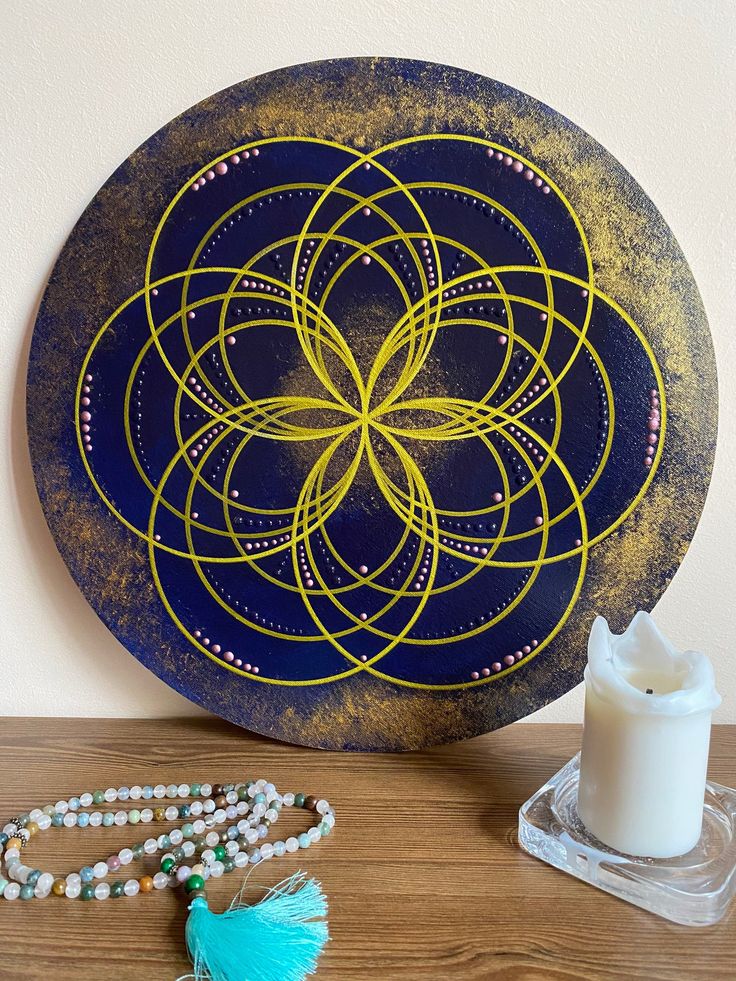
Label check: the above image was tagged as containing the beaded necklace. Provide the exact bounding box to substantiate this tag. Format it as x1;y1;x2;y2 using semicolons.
0;779;334;981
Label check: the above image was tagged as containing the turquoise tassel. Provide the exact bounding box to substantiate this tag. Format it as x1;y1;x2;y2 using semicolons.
183;871;329;981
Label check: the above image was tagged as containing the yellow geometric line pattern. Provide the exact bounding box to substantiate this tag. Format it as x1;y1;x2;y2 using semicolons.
75;135;665;691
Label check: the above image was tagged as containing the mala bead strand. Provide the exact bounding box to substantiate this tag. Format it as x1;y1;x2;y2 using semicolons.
0;780;334;901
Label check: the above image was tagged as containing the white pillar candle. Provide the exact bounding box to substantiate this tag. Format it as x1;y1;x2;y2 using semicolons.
578;612;720;858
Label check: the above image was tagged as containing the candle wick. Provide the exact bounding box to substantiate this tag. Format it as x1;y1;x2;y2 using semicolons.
646;688;653;694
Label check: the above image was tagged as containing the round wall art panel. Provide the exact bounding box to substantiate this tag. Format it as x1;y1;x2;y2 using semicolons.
28;58;717;751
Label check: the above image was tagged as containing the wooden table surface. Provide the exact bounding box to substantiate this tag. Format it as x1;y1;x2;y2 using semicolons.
0;719;734;980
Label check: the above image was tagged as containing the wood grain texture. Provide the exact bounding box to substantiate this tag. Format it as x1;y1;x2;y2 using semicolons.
0;719;733;980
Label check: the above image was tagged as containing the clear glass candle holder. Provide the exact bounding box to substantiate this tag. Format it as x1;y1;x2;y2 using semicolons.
518;753;736;926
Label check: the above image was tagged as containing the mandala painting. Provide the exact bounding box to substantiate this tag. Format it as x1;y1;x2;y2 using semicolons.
27;58;717;750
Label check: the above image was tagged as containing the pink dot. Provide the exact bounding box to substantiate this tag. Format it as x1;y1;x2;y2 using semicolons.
81;396;90;406
481;667;491;677
359;612;368;621
151;289;158;297
504;655;515;666
242;151;250;160
485;148;493;158
81;424;90;433
497;335;507;346
84;374;93;382
193;630;201;638
189;449;198;458
192;183;199;191
226;336;236;346
205;170;215;181
523;645;531;655
524;169;534;181
251;148;259;157
539;313;548;321
542;186;550;194
503;155;513;166
305;579;314;588
531;639;538;648
215;162;228;175
492;662;502;672
202;637;210;645
644;457;653;467
574;538;582;547
191;512;199;520
358;564;368;575
492;492;503;503
512;160;523;173
81;411;91;422
244;543;252;551
230;490;239;499
581;289;589;298
154;534;161;542
534;516;543;527
84;444;93;452
361;255;371;265
224;651;234;662
648;434;658;445
363;162;371;170
471;670;480;680
360;655;368;662
480;547;488;556
235;659;243;668
362;206;371;216
252;666;259;674
211;644;221;654
230;154;240;165
494;151;503;161
534;177;543;187
187;311;196;320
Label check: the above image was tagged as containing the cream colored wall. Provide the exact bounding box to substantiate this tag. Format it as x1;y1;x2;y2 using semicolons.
1;0;734;723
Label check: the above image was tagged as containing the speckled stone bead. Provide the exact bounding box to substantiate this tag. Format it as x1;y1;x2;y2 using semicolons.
92;791;105;805
20;884;35;900
110;881;125;898
80;884;95;901
294;793;306;808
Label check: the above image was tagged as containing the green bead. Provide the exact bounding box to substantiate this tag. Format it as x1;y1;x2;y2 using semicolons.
51;813;64;827
190;783;201;797
184;874;205;893
178;804;191;819
173;846;185;861
20;884;35;900
223;857;235;873
319;821;331;836
237;786;249;801
93;790;105;805
128;809;141;825
223;784;234;793
18;814;29;827
270;800;282;812
27;870;41;886
132;843;145;859
192;835;206;851
213;845;226;862
160;835;171;850
161;857;175;874
0;877;9;896
294;793;306;808
80;884;95;901
110;881;125;898
182;823;194;838
102;812;115;827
